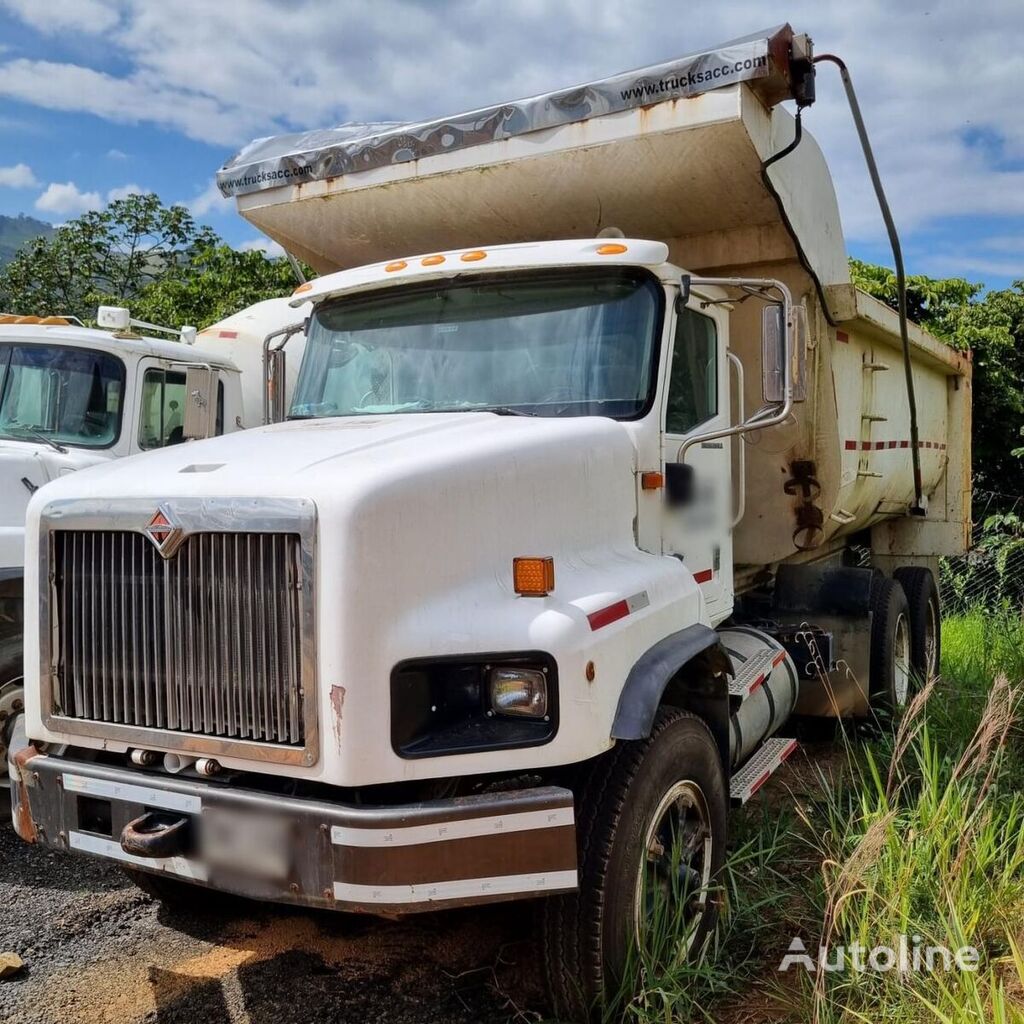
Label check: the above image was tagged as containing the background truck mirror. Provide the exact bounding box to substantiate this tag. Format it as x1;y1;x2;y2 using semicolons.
762;304;808;404
665;461;695;508
267;348;287;423
183;365;219;440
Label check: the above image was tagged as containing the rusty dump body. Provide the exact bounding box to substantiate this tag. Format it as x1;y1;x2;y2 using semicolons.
225;60;969;583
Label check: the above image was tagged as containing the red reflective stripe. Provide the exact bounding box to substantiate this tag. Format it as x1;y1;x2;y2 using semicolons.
771;650;786;667
844;439;947;452
844;440;856;451
748;674;766;694
217;330;238;339
836;330;849;343
748;770;772;797
587;600;630;631
693;569;714;584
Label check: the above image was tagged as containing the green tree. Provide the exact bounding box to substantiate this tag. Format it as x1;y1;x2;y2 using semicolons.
0;193;301;329
850;258;1022;494
130;242;300;327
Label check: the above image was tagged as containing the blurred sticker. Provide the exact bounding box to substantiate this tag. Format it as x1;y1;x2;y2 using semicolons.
200;806;292;880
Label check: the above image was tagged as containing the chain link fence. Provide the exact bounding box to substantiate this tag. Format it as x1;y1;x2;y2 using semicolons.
940;489;1024;614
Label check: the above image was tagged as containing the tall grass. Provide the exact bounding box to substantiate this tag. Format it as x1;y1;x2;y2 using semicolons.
614;608;1024;1023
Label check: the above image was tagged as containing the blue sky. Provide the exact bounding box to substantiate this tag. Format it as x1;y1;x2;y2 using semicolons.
0;0;1022;288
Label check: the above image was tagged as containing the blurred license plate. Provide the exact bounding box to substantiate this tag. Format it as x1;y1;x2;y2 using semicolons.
200;807;292;880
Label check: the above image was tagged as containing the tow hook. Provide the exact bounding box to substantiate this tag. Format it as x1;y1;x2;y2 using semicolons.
120;811;191;859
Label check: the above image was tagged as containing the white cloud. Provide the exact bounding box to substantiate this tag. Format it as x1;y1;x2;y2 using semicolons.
35;181;102;215
239;237;285;257
0;162;37;188
0;0;119;34
106;182;144;202
106;148;129;160
0;0;1023;265
186;179;232;217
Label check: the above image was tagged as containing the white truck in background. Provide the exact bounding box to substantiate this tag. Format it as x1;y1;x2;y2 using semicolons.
0;298;307;771
10;26;970;1019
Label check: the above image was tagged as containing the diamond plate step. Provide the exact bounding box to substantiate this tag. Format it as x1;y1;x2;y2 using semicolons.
727;649;785;700
729;736;798;805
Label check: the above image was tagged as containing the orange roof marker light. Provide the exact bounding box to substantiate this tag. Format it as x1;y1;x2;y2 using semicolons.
385;260;408;272
461;250;487;262
513;557;555;597
293;281;313;295
596;243;628;255
421;254;446;266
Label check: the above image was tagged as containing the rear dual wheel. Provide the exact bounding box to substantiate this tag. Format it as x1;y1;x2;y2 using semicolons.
542;709;726;1021
870;568;940;712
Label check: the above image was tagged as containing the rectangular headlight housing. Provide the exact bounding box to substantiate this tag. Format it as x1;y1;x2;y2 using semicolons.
489;667;548;718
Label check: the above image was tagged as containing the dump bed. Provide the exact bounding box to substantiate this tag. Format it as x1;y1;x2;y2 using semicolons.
219;30;970;574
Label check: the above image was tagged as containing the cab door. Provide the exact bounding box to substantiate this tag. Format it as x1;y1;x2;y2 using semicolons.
661;304;733;623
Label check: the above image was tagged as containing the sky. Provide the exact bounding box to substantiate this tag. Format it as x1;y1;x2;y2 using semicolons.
0;0;1022;287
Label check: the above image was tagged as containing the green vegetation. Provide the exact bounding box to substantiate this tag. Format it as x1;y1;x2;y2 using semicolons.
612;610;1024;1023
0;193;304;328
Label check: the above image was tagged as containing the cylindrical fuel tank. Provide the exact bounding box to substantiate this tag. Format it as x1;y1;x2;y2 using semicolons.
718;625;799;766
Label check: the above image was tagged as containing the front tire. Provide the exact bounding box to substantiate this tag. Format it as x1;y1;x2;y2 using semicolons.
542;709;727;1021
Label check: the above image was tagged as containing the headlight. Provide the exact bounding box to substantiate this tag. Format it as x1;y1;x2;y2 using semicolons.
489;667;548;718
391;653;558;758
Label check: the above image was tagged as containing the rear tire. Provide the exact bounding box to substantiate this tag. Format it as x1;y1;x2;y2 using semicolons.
870;578;912;712
542;709;727;1021
893;567;941;682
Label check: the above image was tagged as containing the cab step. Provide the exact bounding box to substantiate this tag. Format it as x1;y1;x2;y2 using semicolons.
727;649;785;700
729;737;798;804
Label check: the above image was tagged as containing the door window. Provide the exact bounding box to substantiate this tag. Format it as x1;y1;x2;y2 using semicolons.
139;369;223;449
665;309;718;434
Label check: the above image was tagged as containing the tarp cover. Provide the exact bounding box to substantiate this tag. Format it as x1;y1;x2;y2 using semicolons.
217;25;794;199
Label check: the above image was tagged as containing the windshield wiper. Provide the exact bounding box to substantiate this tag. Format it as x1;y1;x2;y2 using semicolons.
8;427;68;454
475;406;538;417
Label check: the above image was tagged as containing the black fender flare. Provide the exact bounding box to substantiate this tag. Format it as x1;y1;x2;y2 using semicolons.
610;623;731;768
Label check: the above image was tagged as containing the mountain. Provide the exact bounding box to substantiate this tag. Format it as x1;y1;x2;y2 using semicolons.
0;214;55;266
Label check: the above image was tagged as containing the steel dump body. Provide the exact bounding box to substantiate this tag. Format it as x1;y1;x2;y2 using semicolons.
226;82;970;576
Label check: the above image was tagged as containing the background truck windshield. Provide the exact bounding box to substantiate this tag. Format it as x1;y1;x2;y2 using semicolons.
0;344;124;448
291;269;662;420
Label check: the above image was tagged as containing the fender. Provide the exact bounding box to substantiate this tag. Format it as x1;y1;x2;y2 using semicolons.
611;623;731;767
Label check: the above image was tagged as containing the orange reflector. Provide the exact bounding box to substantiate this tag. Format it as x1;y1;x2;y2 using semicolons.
39;316;69;325
596;243;628;255
385;260;408;272
461;250;487;262
641;471;664;491
513;557;555;597
293;282;313;295
421;254;446;266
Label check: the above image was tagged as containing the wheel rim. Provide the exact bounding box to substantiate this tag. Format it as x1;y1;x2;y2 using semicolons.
633;780;714;963
923;599;939;679
893;612;911;706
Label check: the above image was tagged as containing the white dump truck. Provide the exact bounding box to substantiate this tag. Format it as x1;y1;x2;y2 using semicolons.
10;26;969;1019
0;298;307;771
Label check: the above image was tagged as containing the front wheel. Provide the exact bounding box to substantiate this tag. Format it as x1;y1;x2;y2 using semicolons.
542;709;727;1021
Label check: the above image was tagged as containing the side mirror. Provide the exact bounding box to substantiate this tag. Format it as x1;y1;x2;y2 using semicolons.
761;304;807;403
267;348;287;423
183;365;219;440
665;461;695;508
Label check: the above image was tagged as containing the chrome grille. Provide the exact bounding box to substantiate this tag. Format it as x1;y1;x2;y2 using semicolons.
51;530;305;746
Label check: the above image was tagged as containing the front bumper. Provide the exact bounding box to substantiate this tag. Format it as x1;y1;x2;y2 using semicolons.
8;724;578;914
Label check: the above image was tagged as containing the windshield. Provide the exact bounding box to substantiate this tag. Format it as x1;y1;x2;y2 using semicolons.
291;269;663;420
0;344;125;448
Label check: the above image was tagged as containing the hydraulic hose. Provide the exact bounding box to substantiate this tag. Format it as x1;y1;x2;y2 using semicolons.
813;53;925;515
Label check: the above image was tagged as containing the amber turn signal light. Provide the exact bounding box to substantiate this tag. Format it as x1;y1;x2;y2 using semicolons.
513;557;555;597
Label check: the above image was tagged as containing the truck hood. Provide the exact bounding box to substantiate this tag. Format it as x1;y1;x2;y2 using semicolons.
29;412;639;509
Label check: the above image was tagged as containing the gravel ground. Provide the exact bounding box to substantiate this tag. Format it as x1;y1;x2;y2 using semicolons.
0;792;537;1024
